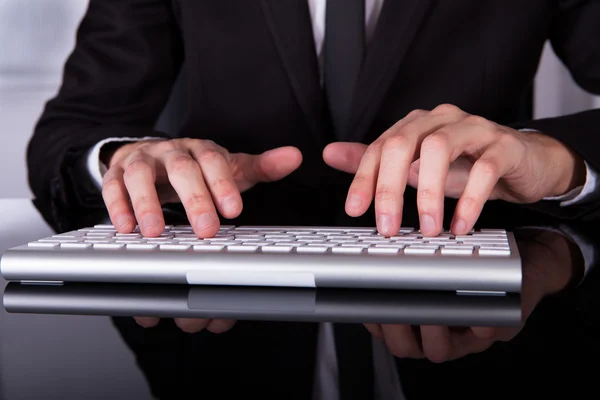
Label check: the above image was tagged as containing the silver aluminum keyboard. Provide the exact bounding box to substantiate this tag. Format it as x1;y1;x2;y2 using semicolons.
27;225;513;257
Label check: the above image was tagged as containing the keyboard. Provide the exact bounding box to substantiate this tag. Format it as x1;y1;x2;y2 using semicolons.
26;224;513;255
0;225;521;294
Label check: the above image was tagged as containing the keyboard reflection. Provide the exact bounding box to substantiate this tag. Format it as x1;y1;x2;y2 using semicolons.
2;282;521;327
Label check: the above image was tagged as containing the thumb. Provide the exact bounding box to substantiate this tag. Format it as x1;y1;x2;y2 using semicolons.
323;142;368;174
232;146;302;190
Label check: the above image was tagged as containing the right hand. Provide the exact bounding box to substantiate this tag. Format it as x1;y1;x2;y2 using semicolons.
101;138;302;238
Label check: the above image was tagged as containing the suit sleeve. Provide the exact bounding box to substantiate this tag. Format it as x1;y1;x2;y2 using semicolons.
26;0;183;232
511;0;600;222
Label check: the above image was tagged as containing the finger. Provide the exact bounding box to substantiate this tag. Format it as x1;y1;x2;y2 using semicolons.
419;325;454;363
344;111;425;218
363;324;384;340
375;110;466;236
322;142;368;174
163;150;220;238
189;144;243;219
102;166;136;233
174;318;210;333
470;327;498;340
134;317;160;328
447;327;497;359
232;146;302;192
451;143;512;234
207;319;237;334
381;324;424;359
122;152;164;237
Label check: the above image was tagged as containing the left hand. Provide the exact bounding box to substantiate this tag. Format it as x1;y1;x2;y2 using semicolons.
323;104;585;236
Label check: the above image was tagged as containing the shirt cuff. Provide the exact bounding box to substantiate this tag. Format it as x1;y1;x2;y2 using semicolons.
86;137;162;190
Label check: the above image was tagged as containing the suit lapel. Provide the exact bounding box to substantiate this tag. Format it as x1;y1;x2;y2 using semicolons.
346;0;436;142
260;0;326;147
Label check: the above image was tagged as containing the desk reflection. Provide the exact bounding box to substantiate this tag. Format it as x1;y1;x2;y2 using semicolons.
1;226;590;400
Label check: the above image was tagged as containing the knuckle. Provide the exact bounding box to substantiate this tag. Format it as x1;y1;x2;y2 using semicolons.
375;186;397;202
153;140;177;153
382;134;409;152
417;188;438;203
433;103;461;114
186;193;212;207
168;155;197;173
406;108;427;118
476;158;500;177
124;159;152;176
351;173;371;188
185;193;214;210
101;177;122;195
421;132;450;153
209;178;236;195
464;114;490;127
365;141;384;157
197;149;222;164
397;123;424;139
131;195;157;213
459;195;479;211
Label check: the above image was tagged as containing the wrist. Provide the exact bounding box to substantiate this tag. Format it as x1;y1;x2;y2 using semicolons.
544;136;586;197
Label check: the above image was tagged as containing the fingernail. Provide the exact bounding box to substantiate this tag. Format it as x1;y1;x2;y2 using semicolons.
346;195;362;210
195;213;218;232
377;214;393;235
453;219;467;233
222;196;241;214
141;214;161;232
419;214;436;235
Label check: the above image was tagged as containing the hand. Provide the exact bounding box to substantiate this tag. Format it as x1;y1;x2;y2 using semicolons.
363;228;581;363
134;316;236;334
102;138;302;238
323;104;586;236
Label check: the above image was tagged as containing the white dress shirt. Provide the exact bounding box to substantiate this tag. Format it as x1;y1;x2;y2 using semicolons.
83;1;597;398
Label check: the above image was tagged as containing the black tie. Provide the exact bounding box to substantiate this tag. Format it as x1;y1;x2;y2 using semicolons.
324;0;366;138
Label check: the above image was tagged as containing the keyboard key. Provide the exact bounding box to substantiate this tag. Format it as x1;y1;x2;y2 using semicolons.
275;242;305;247
227;245;258;252
367;247;400;254
93;243;124;249
261;245;293;253
296;246;328;253
159;244;191;251
60;243;92;249
127;243;158;250
478;248;511;256
28;242;59;248
193;244;225;252
332;247;364;254
441;247;473;255
404;247;438;254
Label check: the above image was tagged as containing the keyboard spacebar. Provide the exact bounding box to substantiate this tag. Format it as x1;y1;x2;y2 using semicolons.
186;270;316;287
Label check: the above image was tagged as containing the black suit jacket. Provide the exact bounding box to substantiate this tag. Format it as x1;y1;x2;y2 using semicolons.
27;0;600;234
24;1;600;398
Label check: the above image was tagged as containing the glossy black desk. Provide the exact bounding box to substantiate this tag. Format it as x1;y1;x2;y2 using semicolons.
1;199;598;400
